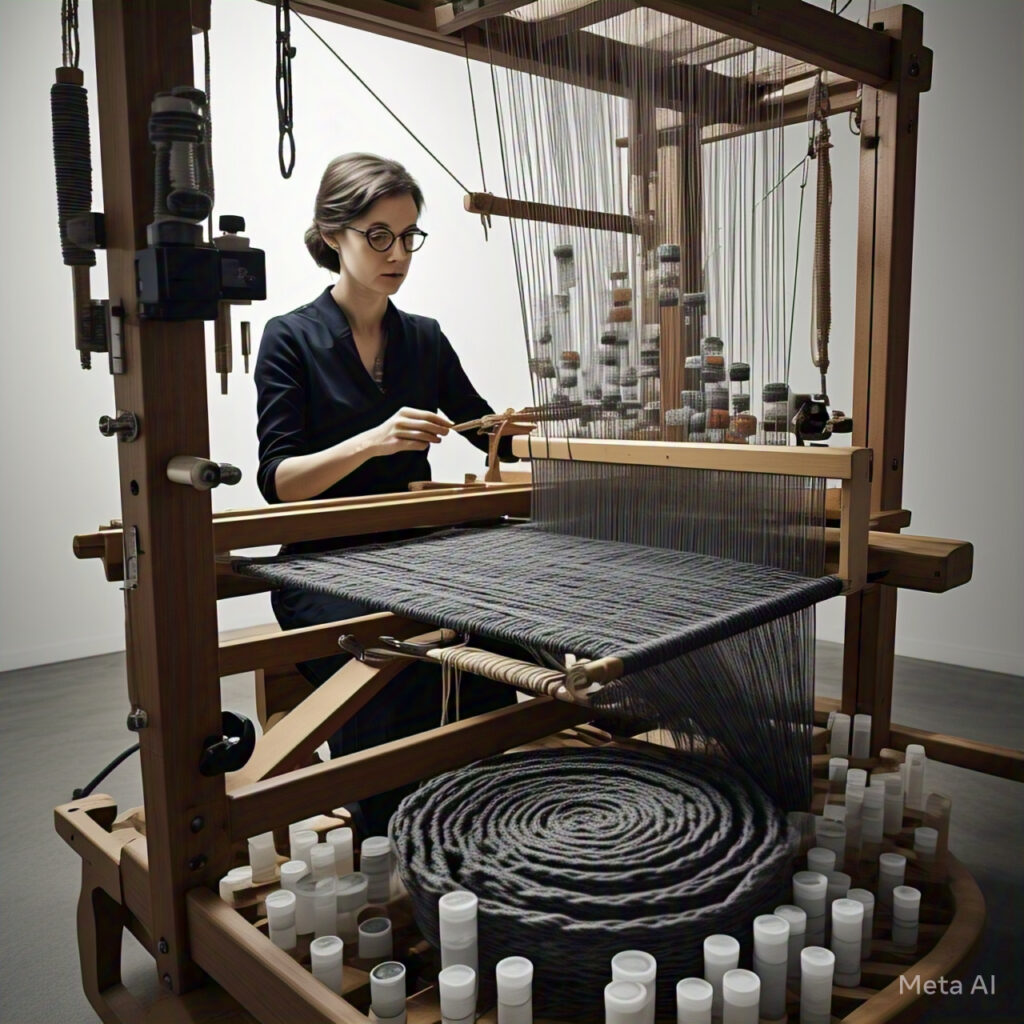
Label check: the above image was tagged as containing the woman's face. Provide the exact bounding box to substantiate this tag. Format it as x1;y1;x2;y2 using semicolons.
330;192;420;298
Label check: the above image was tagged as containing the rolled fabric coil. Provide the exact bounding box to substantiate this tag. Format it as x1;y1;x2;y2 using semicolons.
664;408;689;427
723;431;748;445
689;412;707;433
680;390;703;410
612;287;633;306
529;358;557;379
534;330;552;346
729;362;750;382
601;331;622;347
683;291;706;310
708;409;730;429
656;244;680;263
701;365;726;384
700;336;724;356
608;306;633;323
658;289;679;307
391;748;790;1020
560;351;580;368
703;354;725;368
553;243;573;259
610;269;629;281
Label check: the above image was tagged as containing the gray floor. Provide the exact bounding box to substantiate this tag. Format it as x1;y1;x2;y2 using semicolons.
0;644;1020;1023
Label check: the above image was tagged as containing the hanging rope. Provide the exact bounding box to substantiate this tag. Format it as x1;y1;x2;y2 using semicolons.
276;0;296;178
293;11;472;195
61;0;80;69
203;29;216;238
809;75;832;390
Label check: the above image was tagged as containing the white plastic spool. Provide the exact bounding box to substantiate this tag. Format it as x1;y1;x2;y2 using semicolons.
846;888;875;959
290;828;318;869
721;969;759;1024
828;757;849;787
327;826;355;876
310;934;344;995
310;842;336;882
294;876;319;936
752;914;788;1020
773;904;807;980
892;885;921;950
829;713;851;758
792;872;828;947
335;872;369;944
830;898;864;986
314;877;338;939
248;832;278;885
611;950;656;1024
914;826;939;861
280;859;308;894
827;871;852;904
851;714;872;758
878;773;905;835
702;934;739;1020
806;847;836;876
218;866;252;902
439;891;479;976
675;978;713;1024
439;964;477;1024
265;889;297;952
604;981;646;1024
361;836;393;903
359;916;394;962
799;946;835;1024
496;956;533;1024
370;961;407;1024
815;817;847;860
878;852;907;908
860;785;885;845
904;744;927;810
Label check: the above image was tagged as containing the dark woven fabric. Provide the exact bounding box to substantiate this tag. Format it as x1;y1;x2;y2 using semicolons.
234;524;841;673
390;746;791;1019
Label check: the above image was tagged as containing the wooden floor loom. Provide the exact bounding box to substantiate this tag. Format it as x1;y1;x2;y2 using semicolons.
58;2;1019;1023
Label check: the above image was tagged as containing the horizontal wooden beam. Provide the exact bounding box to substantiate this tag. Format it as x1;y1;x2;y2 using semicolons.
886;725;1023;784
515;436;870;479
227;697;590;839
465;192;638;235
218;612;421;676
643;0;894;87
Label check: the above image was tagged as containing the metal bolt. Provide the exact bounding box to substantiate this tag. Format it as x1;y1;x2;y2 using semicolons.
188;855;207;871
891;458;899;471
162;974;173;988
157;938;169;954
908;61;920;77
190;816;205;833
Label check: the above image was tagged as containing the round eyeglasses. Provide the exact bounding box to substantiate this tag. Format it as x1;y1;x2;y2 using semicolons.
346;225;428;253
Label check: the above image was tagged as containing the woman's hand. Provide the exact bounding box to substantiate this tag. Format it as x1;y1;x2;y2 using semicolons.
368;407;452;455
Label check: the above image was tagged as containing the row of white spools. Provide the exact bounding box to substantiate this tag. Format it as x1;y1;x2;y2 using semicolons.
218;729;940;1024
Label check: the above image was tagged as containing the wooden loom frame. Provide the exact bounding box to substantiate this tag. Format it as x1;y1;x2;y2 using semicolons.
54;2;1015;1022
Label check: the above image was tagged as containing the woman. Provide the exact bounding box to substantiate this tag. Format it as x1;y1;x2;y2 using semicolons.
255;153;518;833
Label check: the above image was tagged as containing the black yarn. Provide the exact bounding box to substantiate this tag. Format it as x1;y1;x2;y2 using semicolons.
50;81;95;267
390;746;791;1020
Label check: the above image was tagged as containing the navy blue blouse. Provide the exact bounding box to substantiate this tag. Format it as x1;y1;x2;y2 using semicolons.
255;287;510;510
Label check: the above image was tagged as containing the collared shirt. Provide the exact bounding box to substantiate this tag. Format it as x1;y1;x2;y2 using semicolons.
255;287;508;511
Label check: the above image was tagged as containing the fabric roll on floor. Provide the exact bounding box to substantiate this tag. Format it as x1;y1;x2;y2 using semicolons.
390;745;792;1020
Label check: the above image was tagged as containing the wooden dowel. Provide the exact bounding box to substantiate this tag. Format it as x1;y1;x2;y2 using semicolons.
464;192;638;236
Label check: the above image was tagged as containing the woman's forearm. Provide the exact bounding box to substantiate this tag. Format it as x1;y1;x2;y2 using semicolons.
272;430;382;502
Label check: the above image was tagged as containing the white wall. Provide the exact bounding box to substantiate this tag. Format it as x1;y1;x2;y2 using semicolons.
0;0;1020;675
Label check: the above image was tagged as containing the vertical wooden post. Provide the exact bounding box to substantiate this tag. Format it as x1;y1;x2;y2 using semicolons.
843;5;930;749
657;121;703;440
93;0;229;992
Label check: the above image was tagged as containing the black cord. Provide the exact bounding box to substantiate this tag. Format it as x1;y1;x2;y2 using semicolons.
276;0;296;178
72;743;140;800
61;0;80;68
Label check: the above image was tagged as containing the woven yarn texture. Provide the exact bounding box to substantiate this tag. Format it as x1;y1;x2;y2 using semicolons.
389;745;791;1020
235;524;840;672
